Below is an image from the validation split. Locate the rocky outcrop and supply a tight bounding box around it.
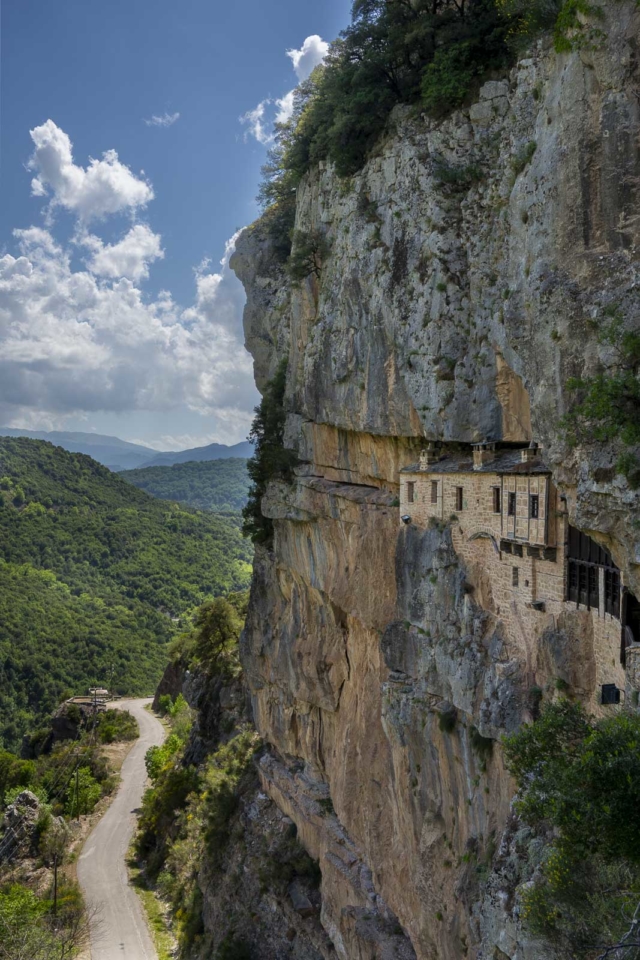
[231,5,640,959]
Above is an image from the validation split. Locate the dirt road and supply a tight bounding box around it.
[78,698,165,960]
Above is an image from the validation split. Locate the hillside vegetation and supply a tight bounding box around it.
[120,458,249,513]
[0,438,252,749]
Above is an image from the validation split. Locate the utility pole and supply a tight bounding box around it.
[92,682,98,741]
[53,852,58,918]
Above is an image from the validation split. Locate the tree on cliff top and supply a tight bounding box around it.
[258,0,612,261]
[242,361,297,545]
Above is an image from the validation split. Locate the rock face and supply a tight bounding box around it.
[231,7,640,959]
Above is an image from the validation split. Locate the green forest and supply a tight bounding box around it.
[120,458,250,513]
[0,438,252,749]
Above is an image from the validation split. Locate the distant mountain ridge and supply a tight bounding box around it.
[140,439,253,467]
[0,428,253,471]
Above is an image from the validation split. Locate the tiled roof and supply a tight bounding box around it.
[400,448,550,476]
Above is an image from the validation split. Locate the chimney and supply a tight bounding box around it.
[472,442,496,471]
[521,440,539,463]
[419,442,440,471]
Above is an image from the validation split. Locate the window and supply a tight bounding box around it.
[512,566,519,587]
[605,569,621,618]
[431,481,438,504]
[508,492,516,516]
[530,494,539,519]
[492,487,501,514]
[407,481,415,504]
[567,524,619,615]
[455,487,463,511]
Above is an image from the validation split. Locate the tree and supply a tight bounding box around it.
[287,230,330,282]
[193,600,242,671]
[242,361,297,545]
[64,767,101,818]
[503,702,640,956]
[0,881,92,960]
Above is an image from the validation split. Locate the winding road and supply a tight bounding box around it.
[78,698,165,960]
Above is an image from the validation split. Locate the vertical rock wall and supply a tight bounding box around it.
[231,7,640,958]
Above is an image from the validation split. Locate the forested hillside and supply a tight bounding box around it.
[0,438,252,749]
[120,458,249,513]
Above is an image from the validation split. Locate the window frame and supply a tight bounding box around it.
[455,486,463,512]
[492,486,501,514]
[430,480,438,505]
[407,481,415,504]
[530,494,539,519]
[507,491,516,516]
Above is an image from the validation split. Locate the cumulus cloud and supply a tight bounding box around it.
[286,35,329,81]
[28,120,153,221]
[0,225,256,432]
[81,224,164,282]
[240,101,273,145]
[274,90,296,126]
[144,111,180,128]
[242,34,328,144]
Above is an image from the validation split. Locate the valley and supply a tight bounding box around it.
[0,438,252,748]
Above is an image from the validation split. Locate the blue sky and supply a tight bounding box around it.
[0,0,351,450]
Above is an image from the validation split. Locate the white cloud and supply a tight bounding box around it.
[274,90,296,126]
[144,111,180,128]
[286,34,328,81]
[28,120,153,222]
[240,101,273,145]
[0,225,256,433]
[81,224,164,282]
[241,34,328,144]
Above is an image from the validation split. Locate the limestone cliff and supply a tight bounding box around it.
[231,7,640,959]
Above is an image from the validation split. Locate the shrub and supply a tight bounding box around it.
[511,140,537,175]
[469,726,493,760]
[146,737,177,782]
[433,160,483,191]
[136,764,201,863]
[157,694,173,717]
[217,934,252,960]
[438,707,457,733]
[96,709,139,744]
[564,309,640,484]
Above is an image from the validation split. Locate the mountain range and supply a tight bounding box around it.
[0,428,253,472]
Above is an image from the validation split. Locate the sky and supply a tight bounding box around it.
[0,0,351,451]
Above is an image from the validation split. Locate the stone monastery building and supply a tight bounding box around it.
[399,441,640,713]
